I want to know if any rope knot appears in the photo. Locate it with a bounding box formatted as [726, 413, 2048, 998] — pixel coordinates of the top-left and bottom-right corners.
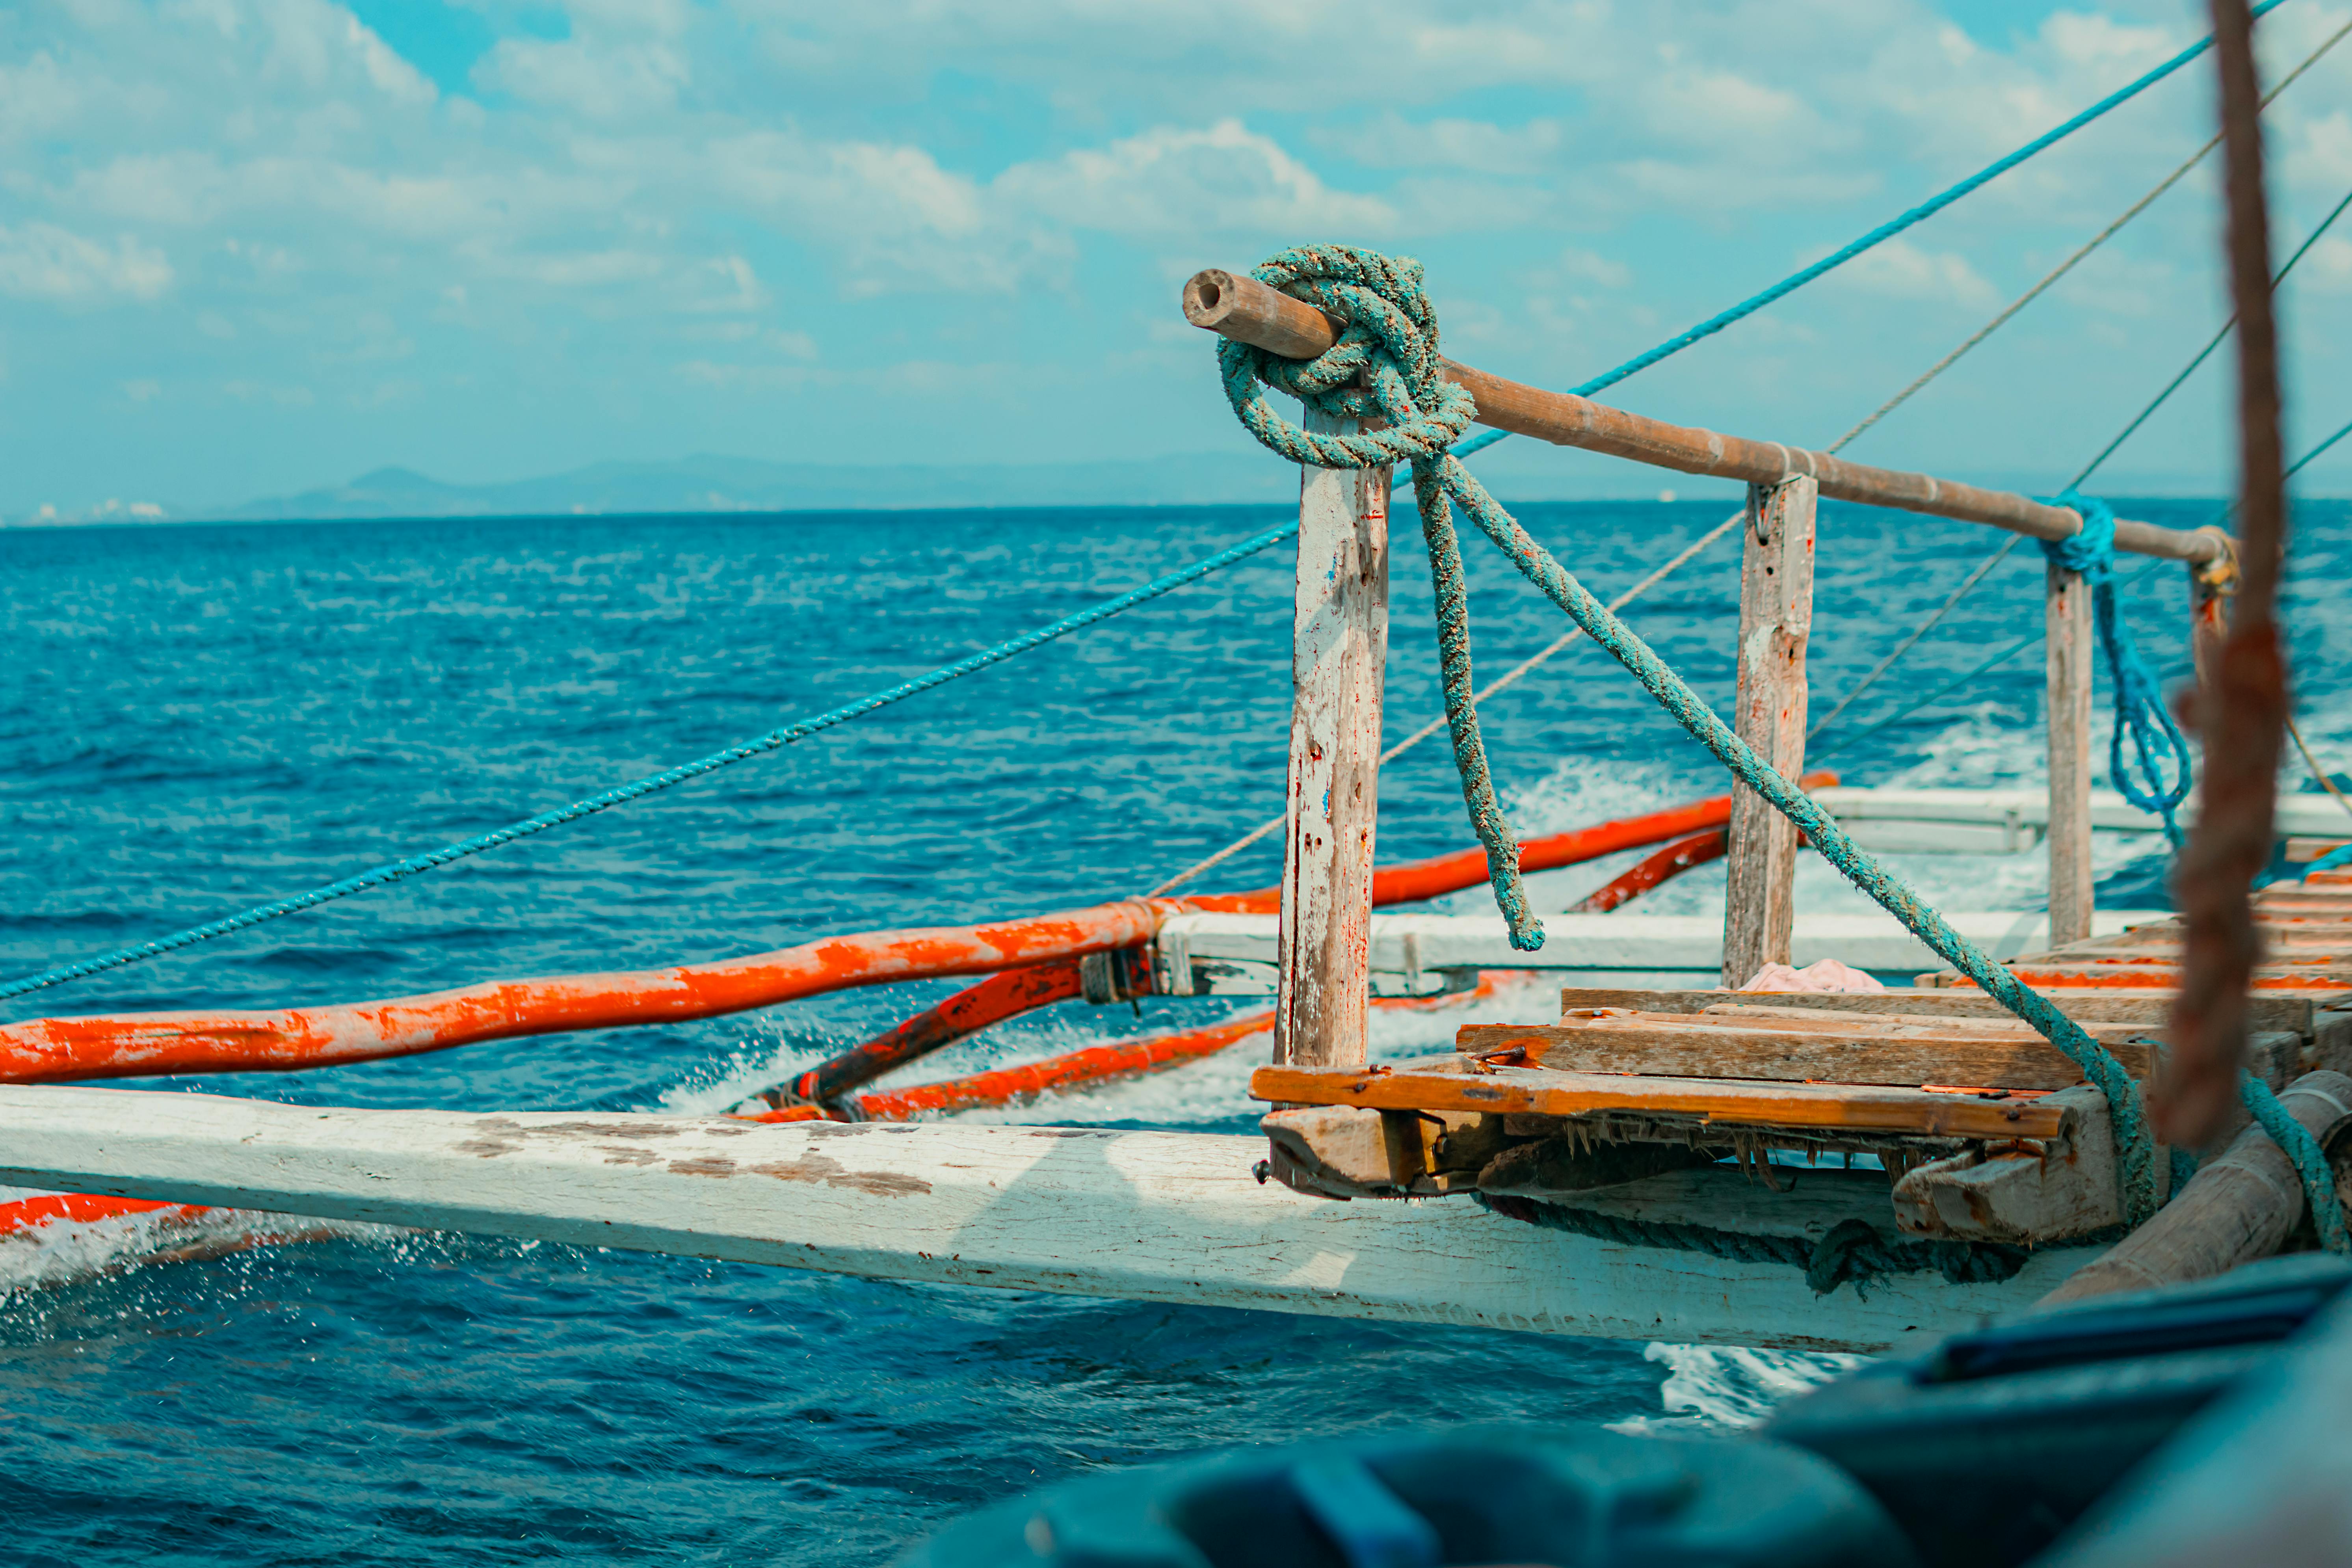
[2038, 491, 2119, 582]
[1218, 244, 1478, 474]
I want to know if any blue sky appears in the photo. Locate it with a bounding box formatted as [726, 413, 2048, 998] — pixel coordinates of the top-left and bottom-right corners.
[3, 0, 2350, 518]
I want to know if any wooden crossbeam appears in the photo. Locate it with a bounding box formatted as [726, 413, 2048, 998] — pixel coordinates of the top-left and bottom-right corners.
[1556, 986, 2315, 1033]
[1182, 268, 2223, 564]
[1250, 1058, 2071, 1140]
[1458, 1012, 2153, 1092]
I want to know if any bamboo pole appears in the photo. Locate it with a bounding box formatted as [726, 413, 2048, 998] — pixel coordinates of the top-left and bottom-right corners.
[2040, 1070, 2352, 1304]
[1183, 269, 2223, 565]
[1721, 476, 1817, 987]
[1274, 403, 1391, 1068]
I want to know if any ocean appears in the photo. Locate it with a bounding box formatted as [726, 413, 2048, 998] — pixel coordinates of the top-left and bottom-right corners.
[2, 496, 2346, 1564]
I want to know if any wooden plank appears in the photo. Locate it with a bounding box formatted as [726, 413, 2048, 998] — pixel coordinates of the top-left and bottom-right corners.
[0, 1086, 2084, 1354]
[1891, 1083, 2120, 1242]
[1275, 404, 1390, 1069]
[1556, 987, 2316, 1034]
[1180, 269, 2221, 565]
[1251, 1059, 2072, 1140]
[2048, 560, 2097, 946]
[1722, 475, 1816, 988]
[1460, 1015, 2152, 1092]
[1997, 965, 2352, 992]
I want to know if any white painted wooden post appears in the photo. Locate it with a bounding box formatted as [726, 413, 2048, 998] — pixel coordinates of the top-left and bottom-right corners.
[1721, 475, 1817, 989]
[1274, 407, 1391, 1068]
[2047, 564, 2096, 946]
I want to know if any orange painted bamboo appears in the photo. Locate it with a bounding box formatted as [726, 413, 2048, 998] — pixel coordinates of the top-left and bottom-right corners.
[1188, 774, 1834, 915]
[734, 980, 1500, 1124]
[1570, 829, 1730, 913]
[770, 957, 1089, 1110]
[0, 1192, 186, 1234]
[0, 899, 1187, 1085]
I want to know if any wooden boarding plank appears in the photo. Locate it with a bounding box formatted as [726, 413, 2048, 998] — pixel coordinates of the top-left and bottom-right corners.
[1459, 1017, 2150, 1092]
[1557, 987, 2316, 1034]
[0, 1086, 2079, 1354]
[1251, 1059, 2072, 1140]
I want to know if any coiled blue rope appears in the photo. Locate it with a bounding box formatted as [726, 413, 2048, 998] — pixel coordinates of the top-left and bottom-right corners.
[1448, 0, 2289, 465]
[2239, 1073, 2350, 1253]
[0, 523, 1299, 1004]
[1219, 245, 2158, 1223]
[2038, 493, 2197, 844]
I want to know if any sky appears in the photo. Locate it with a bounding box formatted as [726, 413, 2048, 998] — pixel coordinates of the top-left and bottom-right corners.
[3, 0, 2350, 519]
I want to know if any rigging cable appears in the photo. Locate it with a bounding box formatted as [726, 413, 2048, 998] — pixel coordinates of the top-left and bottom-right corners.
[1811, 178, 2352, 752]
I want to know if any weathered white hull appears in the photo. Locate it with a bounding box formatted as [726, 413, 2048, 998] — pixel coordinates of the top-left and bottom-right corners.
[0, 1086, 2092, 1352]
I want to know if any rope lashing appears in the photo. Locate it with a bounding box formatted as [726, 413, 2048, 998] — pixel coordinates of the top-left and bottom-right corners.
[0, 523, 1299, 1003]
[2239, 1073, 2350, 1253]
[1216, 245, 2157, 1224]
[1217, 244, 1541, 951]
[2038, 493, 2196, 845]
[1477, 1193, 2032, 1298]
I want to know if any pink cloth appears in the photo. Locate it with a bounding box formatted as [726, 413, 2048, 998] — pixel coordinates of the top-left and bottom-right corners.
[1738, 958, 1885, 994]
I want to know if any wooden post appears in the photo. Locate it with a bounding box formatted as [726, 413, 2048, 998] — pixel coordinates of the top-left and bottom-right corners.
[2189, 557, 2230, 693]
[1720, 475, 1817, 989]
[2047, 564, 2096, 946]
[1274, 407, 1391, 1068]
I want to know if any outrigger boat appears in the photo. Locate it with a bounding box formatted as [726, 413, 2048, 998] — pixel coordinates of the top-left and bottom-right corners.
[1, 0, 2346, 1409]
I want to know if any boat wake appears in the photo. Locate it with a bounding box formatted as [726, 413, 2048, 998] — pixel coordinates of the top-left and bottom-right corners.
[1614, 1342, 1873, 1433]
[0, 1184, 374, 1295]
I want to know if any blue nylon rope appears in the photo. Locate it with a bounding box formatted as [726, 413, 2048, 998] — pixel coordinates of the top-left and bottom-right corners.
[2038, 494, 2196, 844]
[2240, 1073, 2350, 1253]
[0, 523, 1299, 1004]
[1220, 244, 2158, 1223]
[1447, 0, 2286, 464]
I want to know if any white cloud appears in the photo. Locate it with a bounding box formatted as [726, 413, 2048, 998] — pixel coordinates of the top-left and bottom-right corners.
[0, 222, 171, 302]
[476, 36, 690, 118]
[998, 119, 1394, 242]
[1835, 237, 2001, 308]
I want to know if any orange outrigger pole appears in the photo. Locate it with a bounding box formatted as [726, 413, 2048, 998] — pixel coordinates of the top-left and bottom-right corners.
[0, 779, 1832, 1091]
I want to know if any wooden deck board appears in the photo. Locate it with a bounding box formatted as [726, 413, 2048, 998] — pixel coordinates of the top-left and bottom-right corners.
[1251, 1057, 2071, 1139]
[1461, 1013, 2147, 1092]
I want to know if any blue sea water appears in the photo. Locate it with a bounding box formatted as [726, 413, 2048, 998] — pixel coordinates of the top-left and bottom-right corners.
[1, 497, 2348, 1564]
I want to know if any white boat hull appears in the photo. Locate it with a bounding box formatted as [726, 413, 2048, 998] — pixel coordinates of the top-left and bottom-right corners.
[0, 1086, 2093, 1353]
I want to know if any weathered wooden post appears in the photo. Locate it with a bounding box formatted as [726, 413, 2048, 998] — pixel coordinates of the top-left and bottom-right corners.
[1720, 474, 1817, 989]
[1273, 407, 1391, 1068]
[2188, 532, 2233, 692]
[2047, 562, 2097, 946]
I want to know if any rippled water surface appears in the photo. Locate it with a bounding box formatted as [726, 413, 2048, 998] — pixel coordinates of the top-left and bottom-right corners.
[2, 498, 2347, 1564]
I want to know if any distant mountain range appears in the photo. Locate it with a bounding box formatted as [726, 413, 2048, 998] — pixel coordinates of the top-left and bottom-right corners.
[5, 449, 2296, 527]
[201, 453, 1316, 522]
